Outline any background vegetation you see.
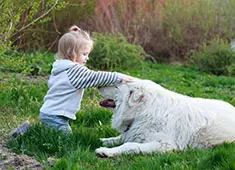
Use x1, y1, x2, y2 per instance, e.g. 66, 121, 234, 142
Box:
0, 0, 235, 169
1, 0, 235, 76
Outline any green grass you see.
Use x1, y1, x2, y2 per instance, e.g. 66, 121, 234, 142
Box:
1, 61, 235, 170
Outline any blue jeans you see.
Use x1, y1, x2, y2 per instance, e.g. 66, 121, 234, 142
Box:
39, 112, 72, 133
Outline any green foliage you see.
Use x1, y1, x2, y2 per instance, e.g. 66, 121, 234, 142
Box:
0, 51, 54, 75
189, 38, 235, 76
19, 0, 96, 51
0, 33, 145, 75
159, 0, 235, 60
0, 77, 46, 118
0, 50, 28, 73
0, 0, 96, 52
88, 33, 145, 71
0, 0, 68, 51
93, 0, 235, 61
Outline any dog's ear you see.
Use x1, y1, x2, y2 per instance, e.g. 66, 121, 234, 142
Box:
128, 89, 144, 107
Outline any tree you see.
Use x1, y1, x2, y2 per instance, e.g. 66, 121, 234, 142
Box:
0, 0, 67, 51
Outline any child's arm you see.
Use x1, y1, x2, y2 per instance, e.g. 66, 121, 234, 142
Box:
67, 65, 131, 89
116, 73, 132, 83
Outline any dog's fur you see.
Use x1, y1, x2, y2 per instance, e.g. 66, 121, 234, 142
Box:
95, 79, 235, 157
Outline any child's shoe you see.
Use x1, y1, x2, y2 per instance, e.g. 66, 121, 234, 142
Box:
10, 120, 30, 137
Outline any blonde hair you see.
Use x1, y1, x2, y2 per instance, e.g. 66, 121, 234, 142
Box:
56, 25, 93, 61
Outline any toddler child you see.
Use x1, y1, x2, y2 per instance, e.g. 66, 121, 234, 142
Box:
11, 25, 132, 135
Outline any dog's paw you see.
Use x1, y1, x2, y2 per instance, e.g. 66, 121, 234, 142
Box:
95, 147, 116, 157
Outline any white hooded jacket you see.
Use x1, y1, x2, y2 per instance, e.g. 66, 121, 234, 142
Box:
40, 59, 122, 120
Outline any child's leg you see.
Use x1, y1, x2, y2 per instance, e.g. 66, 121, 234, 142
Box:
39, 112, 72, 133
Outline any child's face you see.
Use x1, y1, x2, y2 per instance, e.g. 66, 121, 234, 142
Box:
75, 45, 92, 65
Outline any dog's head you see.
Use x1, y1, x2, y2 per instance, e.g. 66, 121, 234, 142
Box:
99, 79, 156, 132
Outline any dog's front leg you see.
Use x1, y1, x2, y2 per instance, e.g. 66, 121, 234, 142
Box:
95, 141, 176, 157
100, 134, 123, 146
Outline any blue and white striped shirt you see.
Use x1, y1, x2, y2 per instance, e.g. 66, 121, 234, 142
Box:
67, 64, 119, 89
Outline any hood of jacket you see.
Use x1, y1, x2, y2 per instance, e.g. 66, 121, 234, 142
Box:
51, 59, 77, 75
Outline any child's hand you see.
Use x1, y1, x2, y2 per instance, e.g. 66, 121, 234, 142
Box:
121, 75, 133, 83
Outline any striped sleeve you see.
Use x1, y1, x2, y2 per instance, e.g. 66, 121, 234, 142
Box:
67, 65, 121, 89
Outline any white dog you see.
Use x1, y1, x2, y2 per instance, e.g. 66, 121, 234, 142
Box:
95, 79, 235, 157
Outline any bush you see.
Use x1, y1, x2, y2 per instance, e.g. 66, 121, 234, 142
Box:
0, 51, 54, 75
0, 33, 146, 74
0, 0, 68, 51
91, 0, 235, 62
88, 33, 145, 71
15, 0, 96, 51
189, 38, 235, 76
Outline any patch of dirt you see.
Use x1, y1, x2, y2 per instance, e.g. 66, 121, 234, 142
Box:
0, 138, 44, 170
